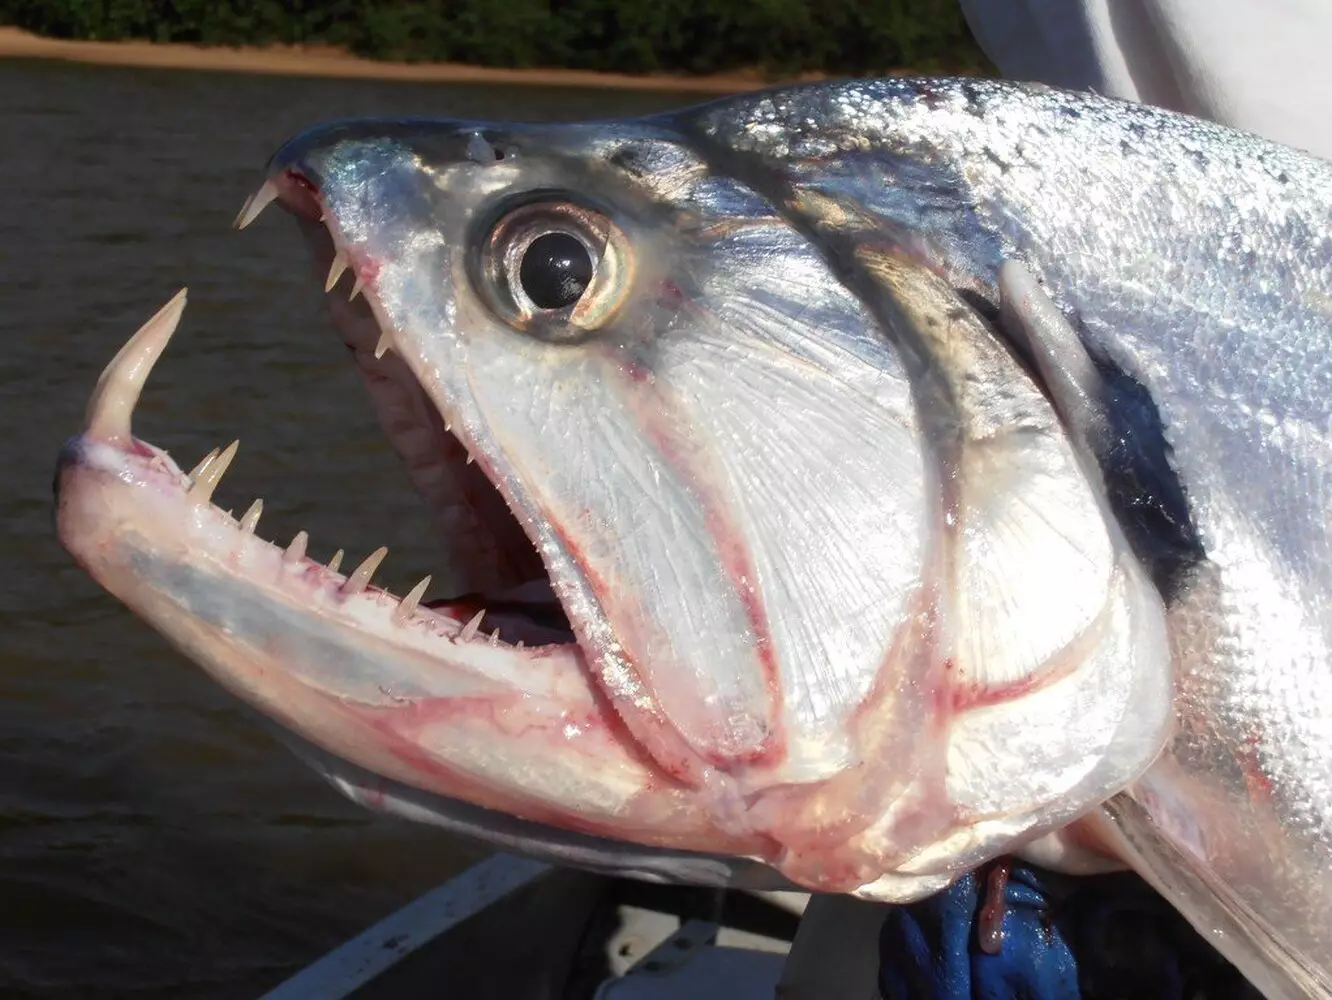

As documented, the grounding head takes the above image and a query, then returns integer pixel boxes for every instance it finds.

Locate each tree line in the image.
[0,0,989,77]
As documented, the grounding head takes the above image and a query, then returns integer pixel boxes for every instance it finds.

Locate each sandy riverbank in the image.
[0,25,824,92]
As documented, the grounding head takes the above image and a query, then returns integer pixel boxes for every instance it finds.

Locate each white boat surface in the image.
[258,852,889,1000]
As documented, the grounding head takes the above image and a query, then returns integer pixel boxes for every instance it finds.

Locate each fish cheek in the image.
[763,254,1178,897]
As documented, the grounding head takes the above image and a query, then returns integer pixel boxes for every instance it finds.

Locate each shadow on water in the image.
[0,58,703,996]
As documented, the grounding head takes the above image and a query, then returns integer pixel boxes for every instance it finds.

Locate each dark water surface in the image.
[0,58,701,998]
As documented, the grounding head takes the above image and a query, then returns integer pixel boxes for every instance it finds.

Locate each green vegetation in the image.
[0,0,989,77]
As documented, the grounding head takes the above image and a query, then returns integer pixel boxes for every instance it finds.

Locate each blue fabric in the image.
[878,860,1264,1000]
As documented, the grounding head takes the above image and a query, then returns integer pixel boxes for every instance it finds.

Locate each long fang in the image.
[325,250,348,292]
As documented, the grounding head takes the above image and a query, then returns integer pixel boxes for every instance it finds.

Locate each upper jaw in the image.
[259,126,631,683]
[254,131,783,813]
[284,191,548,600]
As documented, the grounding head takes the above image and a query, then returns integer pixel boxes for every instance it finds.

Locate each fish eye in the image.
[519,232,592,310]
[477,198,631,340]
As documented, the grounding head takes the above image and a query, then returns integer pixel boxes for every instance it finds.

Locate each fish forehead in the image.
[270,114,715,204]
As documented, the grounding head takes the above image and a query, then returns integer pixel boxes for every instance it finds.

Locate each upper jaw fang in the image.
[233,181,390,356]
[324,250,348,291]
[221,183,551,634]
[232,179,277,230]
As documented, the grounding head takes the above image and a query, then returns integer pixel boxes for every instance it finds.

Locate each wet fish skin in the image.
[286,81,1328,994]
[269,99,1173,891]
[53,77,1330,999]
[676,79,1332,998]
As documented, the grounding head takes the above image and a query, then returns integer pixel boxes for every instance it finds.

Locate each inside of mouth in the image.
[426,581,574,647]
[360,346,576,648]
[376,378,575,648]
[270,182,576,650]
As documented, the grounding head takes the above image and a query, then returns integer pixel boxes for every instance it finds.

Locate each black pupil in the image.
[519,232,593,310]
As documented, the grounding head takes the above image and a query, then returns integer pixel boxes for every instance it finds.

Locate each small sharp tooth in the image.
[189,439,239,504]
[458,609,485,643]
[86,289,188,444]
[489,628,500,647]
[187,447,220,482]
[350,276,365,301]
[465,453,474,465]
[343,546,388,595]
[325,250,348,292]
[233,180,278,230]
[284,530,308,564]
[327,549,344,573]
[374,329,392,359]
[394,576,431,625]
[516,640,525,651]
[444,421,452,433]
[240,499,263,534]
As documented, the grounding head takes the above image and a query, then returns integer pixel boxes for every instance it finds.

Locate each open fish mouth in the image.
[51,289,701,856]
[57,169,595,673]
[52,172,775,871]
[60,285,574,652]
[238,167,583,649]
[55,100,1176,901]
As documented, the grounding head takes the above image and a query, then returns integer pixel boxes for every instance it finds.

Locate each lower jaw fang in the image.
[78,290,572,654]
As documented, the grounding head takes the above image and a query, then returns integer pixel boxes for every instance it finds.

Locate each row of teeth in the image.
[228,181,502,630]
[234,180,393,361]
[182,440,513,647]
[86,272,513,650]
[234,181,479,469]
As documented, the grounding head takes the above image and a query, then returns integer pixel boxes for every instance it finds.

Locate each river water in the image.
[0,57,703,998]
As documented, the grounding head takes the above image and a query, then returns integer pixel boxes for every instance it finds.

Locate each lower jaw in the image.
[59,440,782,862]
[57,436,566,657]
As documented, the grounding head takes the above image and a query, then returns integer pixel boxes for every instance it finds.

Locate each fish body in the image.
[54,80,1331,996]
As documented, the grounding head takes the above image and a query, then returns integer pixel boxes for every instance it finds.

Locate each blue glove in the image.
[878,859,1264,999]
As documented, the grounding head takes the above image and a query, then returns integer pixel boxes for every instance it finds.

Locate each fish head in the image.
[268,115,938,790]
[56,93,1174,900]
